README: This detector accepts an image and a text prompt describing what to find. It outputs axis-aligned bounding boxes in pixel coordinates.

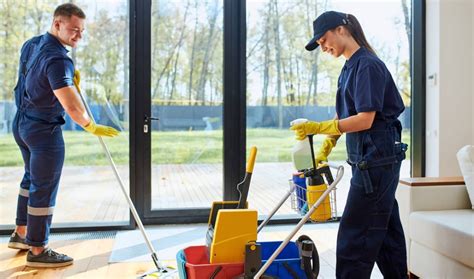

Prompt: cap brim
[305,33,323,51]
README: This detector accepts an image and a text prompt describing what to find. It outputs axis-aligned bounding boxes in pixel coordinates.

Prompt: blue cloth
[334,48,408,278]
[335,47,405,122]
[12,32,73,247]
[13,113,64,247]
[337,121,408,278]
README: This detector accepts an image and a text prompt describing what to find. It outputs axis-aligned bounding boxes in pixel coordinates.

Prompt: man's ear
[53,18,61,31]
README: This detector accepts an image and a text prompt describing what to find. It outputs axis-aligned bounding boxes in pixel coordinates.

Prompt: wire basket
[289,178,338,222]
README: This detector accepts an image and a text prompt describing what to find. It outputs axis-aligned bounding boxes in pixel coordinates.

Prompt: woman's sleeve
[353,64,385,113]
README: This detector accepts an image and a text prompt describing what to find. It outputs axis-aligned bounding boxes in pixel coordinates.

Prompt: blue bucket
[259,241,306,277]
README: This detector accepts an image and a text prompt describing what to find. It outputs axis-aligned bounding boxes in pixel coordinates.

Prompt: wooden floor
[0,238,163,278]
[0,223,384,278]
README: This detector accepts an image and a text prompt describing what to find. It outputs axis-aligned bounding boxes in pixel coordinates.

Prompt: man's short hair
[54,3,86,19]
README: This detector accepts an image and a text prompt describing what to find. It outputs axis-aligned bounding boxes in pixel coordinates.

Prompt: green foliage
[0,0,411,109]
[0,0,57,101]
[0,129,411,167]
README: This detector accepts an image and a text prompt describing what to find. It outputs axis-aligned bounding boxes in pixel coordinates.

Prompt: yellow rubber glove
[73,69,81,93]
[316,136,337,165]
[73,69,119,138]
[83,121,119,137]
[290,119,341,140]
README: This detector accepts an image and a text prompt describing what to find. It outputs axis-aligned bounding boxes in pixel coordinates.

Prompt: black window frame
[0,0,425,234]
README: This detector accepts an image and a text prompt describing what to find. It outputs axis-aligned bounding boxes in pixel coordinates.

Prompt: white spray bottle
[290,118,313,171]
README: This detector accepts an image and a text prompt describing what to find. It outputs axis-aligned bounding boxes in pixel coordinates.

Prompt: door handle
[144,114,159,133]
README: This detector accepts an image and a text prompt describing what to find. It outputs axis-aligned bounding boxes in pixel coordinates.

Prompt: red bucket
[183,246,244,279]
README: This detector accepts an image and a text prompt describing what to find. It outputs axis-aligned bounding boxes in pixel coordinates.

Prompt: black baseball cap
[305,11,349,51]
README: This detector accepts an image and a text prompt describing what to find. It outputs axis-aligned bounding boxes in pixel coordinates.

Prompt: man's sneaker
[26,248,74,268]
[8,232,29,250]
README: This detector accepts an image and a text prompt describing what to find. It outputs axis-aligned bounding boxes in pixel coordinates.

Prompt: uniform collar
[344,47,366,68]
[44,32,69,54]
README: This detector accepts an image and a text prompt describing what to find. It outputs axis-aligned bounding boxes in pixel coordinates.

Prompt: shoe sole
[8,242,29,250]
[26,260,73,268]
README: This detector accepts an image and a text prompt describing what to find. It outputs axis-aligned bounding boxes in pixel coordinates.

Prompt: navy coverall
[335,47,408,278]
[12,32,74,247]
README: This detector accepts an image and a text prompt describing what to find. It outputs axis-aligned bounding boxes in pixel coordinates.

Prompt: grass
[0,129,411,167]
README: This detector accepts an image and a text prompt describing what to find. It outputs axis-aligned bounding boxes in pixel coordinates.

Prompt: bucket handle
[210,265,222,279]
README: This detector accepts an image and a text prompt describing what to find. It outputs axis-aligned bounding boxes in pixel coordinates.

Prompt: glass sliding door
[245,0,412,218]
[147,0,224,217]
[0,0,130,230]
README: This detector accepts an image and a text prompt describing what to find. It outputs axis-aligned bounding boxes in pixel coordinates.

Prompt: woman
[291,11,408,279]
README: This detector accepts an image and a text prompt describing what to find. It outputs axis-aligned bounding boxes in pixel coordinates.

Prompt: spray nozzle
[303,164,334,186]
[290,118,308,127]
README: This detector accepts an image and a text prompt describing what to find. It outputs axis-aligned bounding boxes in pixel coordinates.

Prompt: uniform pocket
[19,117,64,147]
[350,164,396,196]
[363,130,395,160]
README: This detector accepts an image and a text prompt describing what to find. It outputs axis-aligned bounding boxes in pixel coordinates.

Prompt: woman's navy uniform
[335,47,408,278]
[12,32,74,247]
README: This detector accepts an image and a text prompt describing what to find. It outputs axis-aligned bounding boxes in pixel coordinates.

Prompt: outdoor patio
[0,161,410,226]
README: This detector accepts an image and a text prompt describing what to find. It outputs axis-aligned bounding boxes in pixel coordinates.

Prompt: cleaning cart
[177,136,344,278]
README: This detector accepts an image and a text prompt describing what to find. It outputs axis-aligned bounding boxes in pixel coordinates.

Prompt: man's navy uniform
[335,47,408,278]
[13,32,74,247]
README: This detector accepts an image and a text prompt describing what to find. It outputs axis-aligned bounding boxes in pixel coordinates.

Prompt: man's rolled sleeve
[46,58,75,90]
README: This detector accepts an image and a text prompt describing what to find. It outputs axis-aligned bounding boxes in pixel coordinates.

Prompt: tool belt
[347,142,408,194]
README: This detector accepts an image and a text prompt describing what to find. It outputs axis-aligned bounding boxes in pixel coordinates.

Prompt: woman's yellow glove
[290,119,341,140]
[83,121,119,137]
[73,69,81,93]
[316,136,337,165]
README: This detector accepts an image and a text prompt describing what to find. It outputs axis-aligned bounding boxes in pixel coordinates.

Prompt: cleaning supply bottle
[304,134,333,222]
[291,118,313,171]
[292,137,313,171]
[306,170,332,222]
[292,172,307,214]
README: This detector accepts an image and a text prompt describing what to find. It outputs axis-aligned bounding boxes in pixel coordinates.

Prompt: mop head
[138,266,177,278]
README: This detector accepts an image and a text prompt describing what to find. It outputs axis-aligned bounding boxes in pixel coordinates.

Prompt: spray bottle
[305,135,333,221]
[291,119,313,171]
[290,119,332,221]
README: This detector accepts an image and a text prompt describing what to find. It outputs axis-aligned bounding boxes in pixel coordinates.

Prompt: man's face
[54,15,85,48]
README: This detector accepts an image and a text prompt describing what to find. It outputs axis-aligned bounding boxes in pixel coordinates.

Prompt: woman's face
[316,27,346,58]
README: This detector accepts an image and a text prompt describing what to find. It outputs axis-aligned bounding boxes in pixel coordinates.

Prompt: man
[9,3,119,267]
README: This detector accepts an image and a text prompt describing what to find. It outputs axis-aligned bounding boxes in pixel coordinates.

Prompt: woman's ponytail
[345,14,377,56]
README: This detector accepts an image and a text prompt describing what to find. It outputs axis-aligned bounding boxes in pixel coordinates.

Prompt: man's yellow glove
[83,121,119,137]
[73,69,81,93]
[290,119,341,140]
[316,136,337,165]
[73,70,119,137]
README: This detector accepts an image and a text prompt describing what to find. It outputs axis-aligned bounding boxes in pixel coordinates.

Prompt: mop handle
[254,164,344,278]
[73,80,160,263]
[257,182,296,233]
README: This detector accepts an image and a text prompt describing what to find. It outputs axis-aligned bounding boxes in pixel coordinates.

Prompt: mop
[73,70,176,278]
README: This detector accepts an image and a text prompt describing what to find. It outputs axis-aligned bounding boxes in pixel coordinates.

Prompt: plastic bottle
[290,118,313,171]
[306,176,332,222]
[292,172,307,213]
[291,138,313,171]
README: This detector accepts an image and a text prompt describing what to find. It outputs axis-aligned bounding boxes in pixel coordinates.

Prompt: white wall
[425,0,474,177]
